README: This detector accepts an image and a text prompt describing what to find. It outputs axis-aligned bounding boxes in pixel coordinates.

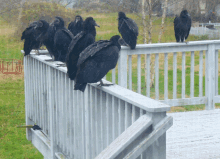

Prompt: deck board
[167,109,220,159]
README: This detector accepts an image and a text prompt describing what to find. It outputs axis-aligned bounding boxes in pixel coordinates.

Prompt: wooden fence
[114,40,220,110]
[23,52,173,159]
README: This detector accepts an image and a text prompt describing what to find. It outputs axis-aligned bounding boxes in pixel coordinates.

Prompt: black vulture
[21,21,42,56]
[53,17,74,62]
[74,35,123,92]
[118,12,139,50]
[174,10,192,42]
[35,17,68,60]
[66,17,100,80]
[68,15,84,36]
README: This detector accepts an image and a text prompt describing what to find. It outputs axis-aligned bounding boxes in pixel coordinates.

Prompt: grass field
[0,74,43,158]
[0,9,219,158]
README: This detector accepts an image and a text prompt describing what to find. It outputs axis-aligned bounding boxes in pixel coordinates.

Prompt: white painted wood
[118,49,127,88]
[215,50,218,96]
[48,66,57,159]
[90,81,171,112]
[84,86,90,159]
[199,51,203,97]
[182,52,186,98]
[160,97,207,107]
[55,152,66,159]
[24,53,174,159]
[24,56,34,140]
[190,51,194,98]
[205,50,208,102]
[147,54,150,97]
[206,44,215,110]
[164,53,168,100]
[95,115,153,159]
[128,55,132,90]
[137,55,141,94]
[31,129,52,159]
[213,96,220,103]
[112,68,116,84]
[167,109,220,159]
[173,52,177,99]
[155,54,159,100]
[122,116,173,159]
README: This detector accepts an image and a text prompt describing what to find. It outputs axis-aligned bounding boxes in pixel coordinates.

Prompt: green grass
[0,20,23,60]
[0,78,43,159]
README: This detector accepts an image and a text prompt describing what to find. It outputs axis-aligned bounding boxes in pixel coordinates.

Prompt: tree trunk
[158,0,168,43]
[18,0,25,25]
[147,0,155,88]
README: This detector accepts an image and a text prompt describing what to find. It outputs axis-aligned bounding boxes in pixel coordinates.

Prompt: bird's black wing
[67,31,85,55]
[61,28,75,39]
[173,16,180,30]
[21,21,38,40]
[68,22,74,30]
[124,18,139,36]
[77,40,112,67]
[185,16,192,40]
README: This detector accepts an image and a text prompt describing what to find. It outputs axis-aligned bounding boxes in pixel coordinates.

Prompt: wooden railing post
[205,44,215,110]
[142,112,168,159]
[24,56,34,141]
[118,49,128,88]
[48,66,57,159]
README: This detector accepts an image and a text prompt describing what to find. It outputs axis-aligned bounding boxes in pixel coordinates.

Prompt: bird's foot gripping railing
[23,51,172,159]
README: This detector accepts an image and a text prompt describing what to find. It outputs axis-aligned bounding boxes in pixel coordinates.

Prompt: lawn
[0,74,43,158]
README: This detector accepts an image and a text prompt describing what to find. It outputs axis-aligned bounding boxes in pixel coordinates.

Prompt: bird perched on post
[118,12,139,50]
[53,17,74,62]
[68,15,84,36]
[66,17,100,80]
[21,21,42,56]
[35,17,73,62]
[174,10,192,43]
[74,35,123,92]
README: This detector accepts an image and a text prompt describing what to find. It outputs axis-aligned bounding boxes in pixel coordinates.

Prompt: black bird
[68,15,84,36]
[74,35,123,92]
[174,10,192,42]
[66,17,100,80]
[118,12,139,50]
[35,17,67,60]
[21,21,42,56]
[53,17,74,62]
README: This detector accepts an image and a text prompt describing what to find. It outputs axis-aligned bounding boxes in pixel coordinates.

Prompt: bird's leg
[98,79,114,87]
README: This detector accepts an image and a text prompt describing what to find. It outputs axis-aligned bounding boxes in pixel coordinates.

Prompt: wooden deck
[167,109,220,159]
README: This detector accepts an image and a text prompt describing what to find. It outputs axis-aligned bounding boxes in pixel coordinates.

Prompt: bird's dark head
[180,10,190,17]
[34,20,49,31]
[118,12,126,19]
[110,35,123,49]
[75,15,83,23]
[52,16,65,28]
[83,17,100,30]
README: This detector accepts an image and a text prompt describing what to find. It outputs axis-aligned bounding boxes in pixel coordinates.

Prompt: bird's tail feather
[74,83,87,92]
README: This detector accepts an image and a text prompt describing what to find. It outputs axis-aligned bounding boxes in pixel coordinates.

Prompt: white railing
[114,40,220,110]
[23,52,173,159]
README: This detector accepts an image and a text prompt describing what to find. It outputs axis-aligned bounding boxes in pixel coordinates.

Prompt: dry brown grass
[0,72,24,81]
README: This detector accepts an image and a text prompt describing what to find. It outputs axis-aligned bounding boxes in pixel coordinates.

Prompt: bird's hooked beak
[34,22,43,30]
[94,22,100,27]
[118,38,128,46]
